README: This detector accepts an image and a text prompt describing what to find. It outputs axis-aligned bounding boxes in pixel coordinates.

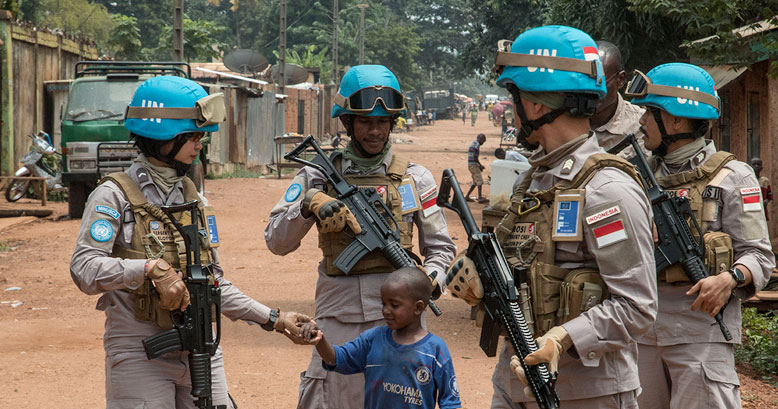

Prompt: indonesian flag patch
[583,46,599,62]
[419,185,441,217]
[741,187,762,212]
[592,219,628,248]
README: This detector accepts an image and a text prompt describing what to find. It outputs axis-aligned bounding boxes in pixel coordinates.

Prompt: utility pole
[357,3,368,65]
[279,0,286,94]
[173,0,184,61]
[332,0,338,86]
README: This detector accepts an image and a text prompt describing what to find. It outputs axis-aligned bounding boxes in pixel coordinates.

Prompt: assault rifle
[284,135,441,316]
[142,201,226,409]
[437,168,559,409]
[607,134,732,340]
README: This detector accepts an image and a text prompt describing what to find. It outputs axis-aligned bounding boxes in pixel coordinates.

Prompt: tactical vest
[654,151,736,283]
[495,153,645,337]
[102,171,215,329]
[319,153,414,276]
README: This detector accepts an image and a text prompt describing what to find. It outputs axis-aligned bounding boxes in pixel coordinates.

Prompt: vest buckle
[518,196,541,215]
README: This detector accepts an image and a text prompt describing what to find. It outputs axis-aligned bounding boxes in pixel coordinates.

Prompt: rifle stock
[285,136,441,316]
[608,134,732,341]
[437,168,559,409]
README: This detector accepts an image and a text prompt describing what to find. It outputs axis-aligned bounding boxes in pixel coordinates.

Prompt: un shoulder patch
[285,183,302,202]
[90,220,114,242]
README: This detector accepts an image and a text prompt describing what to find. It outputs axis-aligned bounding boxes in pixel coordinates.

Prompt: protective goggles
[334,86,406,114]
[126,93,227,128]
[491,39,598,79]
[625,70,721,110]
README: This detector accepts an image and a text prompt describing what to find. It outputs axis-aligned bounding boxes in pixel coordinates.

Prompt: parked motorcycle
[5,131,65,202]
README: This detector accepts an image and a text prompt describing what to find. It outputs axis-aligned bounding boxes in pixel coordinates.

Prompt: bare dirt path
[1,114,776,408]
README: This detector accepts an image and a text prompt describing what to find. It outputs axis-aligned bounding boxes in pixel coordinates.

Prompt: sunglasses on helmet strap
[625,70,721,111]
[334,86,406,114]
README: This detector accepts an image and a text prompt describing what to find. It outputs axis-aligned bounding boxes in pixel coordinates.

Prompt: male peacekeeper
[588,40,649,159]
[70,76,311,408]
[446,25,658,408]
[625,62,775,409]
[264,64,456,409]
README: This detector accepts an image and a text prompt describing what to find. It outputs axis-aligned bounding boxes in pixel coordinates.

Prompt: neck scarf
[529,133,589,170]
[134,154,184,197]
[663,137,706,167]
[343,139,391,172]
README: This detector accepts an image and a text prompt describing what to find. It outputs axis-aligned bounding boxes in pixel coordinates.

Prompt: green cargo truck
[61,61,192,218]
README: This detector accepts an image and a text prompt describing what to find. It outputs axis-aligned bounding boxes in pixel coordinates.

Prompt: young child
[301,267,461,409]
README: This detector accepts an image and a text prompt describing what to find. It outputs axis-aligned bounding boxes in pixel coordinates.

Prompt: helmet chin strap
[650,108,697,157]
[512,93,565,151]
[157,135,192,177]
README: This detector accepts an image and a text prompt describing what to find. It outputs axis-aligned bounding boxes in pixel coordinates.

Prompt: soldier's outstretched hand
[445,251,484,306]
[274,311,314,345]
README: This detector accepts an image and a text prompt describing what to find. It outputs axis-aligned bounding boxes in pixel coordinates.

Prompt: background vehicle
[61,61,191,218]
[5,131,65,202]
[422,88,455,119]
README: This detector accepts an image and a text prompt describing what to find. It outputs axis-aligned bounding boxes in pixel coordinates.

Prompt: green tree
[94,0,173,52]
[18,0,42,22]
[273,44,333,83]
[39,0,115,51]
[146,18,228,62]
[107,14,142,60]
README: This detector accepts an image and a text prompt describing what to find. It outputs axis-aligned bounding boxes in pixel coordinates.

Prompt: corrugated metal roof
[700,65,747,89]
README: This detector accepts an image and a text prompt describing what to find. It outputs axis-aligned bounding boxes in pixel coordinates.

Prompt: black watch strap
[729,267,746,287]
[261,309,279,332]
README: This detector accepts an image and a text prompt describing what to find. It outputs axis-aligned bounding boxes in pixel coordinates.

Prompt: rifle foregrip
[189,352,213,398]
[142,328,183,360]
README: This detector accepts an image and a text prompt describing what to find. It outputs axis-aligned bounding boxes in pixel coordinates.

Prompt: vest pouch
[556,268,607,326]
[530,262,568,335]
[130,281,174,330]
[704,231,733,275]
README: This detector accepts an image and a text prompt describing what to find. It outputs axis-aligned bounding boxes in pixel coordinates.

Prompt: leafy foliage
[736,308,778,383]
[145,18,228,62]
[39,0,115,51]
[107,15,142,60]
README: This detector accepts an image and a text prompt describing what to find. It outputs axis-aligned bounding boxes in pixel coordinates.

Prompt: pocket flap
[701,361,740,386]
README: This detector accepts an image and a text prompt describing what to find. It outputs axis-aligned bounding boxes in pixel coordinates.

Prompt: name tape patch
[740,187,761,195]
[585,205,620,225]
[96,205,120,219]
[593,219,627,248]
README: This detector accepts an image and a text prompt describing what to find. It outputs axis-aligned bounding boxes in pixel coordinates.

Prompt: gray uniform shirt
[592,94,650,159]
[514,135,658,400]
[264,148,456,323]
[638,141,775,346]
[70,162,272,355]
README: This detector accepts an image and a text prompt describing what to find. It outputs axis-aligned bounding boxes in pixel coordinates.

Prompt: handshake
[272,310,323,346]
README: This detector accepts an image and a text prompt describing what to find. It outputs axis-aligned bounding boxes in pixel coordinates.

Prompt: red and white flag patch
[741,187,762,212]
[593,219,628,248]
[583,46,599,62]
[419,185,440,217]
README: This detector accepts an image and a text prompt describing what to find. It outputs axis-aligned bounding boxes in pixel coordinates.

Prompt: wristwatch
[261,309,279,332]
[728,266,746,287]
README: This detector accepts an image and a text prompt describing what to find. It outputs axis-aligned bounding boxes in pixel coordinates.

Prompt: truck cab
[61,61,190,218]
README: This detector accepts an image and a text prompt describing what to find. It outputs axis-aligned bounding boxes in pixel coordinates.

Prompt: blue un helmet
[331,65,406,118]
[625,63,720,156]
[493,25,606,149]
[125,76,224,140]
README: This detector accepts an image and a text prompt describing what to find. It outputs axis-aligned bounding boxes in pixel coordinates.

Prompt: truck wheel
[68,182,89,219]
[5,178,30,202]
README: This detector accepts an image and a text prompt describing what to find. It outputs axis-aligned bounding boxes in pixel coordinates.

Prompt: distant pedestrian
[432,110,437,124]
[470,108,477,127]
[494,147,528,163]
[500,114,508,135]
[752,157,773,220]
[462,109,466,125]
[465,133,487,203]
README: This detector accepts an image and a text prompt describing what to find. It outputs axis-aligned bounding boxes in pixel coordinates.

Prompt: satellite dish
[270,63,310,85]
[223,49,269,74]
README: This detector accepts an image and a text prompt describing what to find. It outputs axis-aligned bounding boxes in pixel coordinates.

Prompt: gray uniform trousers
[105,349,234,409]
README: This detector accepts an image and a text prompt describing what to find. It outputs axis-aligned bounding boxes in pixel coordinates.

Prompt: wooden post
[0,11,13,176]
[173,0,184,62]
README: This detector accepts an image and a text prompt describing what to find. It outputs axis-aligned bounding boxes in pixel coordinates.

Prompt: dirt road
[1,115,775,408]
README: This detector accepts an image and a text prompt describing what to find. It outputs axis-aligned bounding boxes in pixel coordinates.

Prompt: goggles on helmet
[625,70,721,111]
[491,39,598,79]
[126,92,227,128]
[333,85,406,114]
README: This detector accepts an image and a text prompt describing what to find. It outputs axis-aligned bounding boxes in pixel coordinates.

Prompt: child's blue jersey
[324,326,461,409]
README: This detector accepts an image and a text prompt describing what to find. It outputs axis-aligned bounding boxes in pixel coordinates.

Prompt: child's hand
[300,320,323,345]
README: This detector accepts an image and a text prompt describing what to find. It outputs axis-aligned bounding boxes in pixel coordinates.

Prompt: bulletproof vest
[495,153,644,336]
[654,151,736,283]
[101,171,214,329]
[319,152,414,276]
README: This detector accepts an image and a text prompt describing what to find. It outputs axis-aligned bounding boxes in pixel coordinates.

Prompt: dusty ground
[1,115,776,408]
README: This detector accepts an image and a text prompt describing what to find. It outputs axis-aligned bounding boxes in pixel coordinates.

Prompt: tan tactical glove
[306,190,362,234]
[445,251,484,306]
[510,326,572,399]
[274,311,314,345]
[147,259,190,311]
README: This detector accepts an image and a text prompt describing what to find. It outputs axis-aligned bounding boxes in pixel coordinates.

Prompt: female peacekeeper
[264,64,456,409]
[70,76,310,409]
